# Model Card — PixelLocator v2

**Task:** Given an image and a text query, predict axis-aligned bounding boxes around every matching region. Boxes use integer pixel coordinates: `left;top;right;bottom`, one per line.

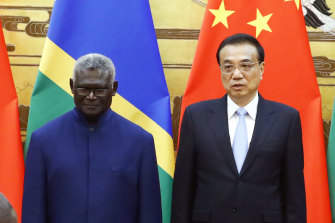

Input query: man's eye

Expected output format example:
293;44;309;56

241;64;251;68
224;65;233;70
79;89;89;93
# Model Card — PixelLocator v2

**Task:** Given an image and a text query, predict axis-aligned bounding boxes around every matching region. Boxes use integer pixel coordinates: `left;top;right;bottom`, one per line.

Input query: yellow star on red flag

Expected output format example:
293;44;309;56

284;0;300;9
209;0;235;28
247;9;273;38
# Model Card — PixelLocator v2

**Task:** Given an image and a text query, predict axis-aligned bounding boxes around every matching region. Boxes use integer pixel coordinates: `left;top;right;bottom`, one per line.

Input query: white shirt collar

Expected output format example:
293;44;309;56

227;93;259;120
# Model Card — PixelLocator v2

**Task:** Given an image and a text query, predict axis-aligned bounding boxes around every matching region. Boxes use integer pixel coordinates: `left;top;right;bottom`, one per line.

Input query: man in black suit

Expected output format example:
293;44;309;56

171;33;306;223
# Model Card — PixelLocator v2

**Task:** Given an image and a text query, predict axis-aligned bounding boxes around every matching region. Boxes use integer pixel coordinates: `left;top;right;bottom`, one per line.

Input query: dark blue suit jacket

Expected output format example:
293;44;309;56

22;108;162;223
171;94;306;223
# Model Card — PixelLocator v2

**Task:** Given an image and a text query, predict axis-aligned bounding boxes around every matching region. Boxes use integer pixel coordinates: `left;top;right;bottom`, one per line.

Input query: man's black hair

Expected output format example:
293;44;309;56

216;33;265;65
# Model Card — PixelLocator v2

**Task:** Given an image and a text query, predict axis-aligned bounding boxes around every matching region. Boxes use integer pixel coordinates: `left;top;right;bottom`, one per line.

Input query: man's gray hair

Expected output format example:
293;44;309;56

73;53;116;82
0;193;17;223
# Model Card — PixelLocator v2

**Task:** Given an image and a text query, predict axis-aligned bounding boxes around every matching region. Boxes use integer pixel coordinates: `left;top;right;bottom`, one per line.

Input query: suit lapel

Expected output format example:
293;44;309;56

207;95;239;175
240;95;275;176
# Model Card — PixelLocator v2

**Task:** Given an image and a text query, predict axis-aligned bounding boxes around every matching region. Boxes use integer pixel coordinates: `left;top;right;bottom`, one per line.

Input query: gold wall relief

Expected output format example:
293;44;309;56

314;56;335;77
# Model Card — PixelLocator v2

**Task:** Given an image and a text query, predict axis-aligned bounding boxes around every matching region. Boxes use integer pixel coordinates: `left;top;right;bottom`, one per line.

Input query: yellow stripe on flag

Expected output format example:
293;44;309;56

39;37;175;177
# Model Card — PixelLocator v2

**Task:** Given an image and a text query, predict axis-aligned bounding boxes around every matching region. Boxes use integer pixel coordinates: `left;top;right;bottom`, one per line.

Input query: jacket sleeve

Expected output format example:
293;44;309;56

22;132;47;223
171;107;196;223
138;134;162;223
282;111;306;223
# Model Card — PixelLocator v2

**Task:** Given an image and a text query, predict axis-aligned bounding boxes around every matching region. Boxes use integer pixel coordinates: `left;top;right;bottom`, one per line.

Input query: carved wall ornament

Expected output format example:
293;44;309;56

1;10;51;38
6;44;15;52
313;56;335;77
1;15;29;32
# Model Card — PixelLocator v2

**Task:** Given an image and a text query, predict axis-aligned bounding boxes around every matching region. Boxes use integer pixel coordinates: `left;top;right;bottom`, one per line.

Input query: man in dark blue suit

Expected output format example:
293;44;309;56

171;33;306;223
22;53;162;223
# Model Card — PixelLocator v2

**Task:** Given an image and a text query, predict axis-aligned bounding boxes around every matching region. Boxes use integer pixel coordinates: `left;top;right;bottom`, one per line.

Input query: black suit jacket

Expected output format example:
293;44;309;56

171;94;306;223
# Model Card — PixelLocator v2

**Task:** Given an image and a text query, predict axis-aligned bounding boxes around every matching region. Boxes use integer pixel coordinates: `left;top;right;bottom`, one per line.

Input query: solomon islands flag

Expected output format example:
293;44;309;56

24;1;175;222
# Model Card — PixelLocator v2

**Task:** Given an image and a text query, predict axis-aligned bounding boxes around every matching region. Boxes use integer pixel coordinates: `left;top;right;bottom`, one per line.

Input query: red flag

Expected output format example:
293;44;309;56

0;22;24;222
180;0;331;222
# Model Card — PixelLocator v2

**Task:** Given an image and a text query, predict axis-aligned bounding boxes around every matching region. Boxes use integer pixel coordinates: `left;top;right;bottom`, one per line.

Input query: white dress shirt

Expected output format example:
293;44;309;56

227;93;259;146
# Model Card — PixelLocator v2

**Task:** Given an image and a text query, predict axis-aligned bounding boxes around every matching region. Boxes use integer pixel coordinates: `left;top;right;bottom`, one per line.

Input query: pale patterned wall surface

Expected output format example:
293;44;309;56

1;0;52;107
1;0;335;124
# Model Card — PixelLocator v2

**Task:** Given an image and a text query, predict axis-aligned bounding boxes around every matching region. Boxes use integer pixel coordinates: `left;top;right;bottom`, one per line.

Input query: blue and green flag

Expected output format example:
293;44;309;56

25;1;175;222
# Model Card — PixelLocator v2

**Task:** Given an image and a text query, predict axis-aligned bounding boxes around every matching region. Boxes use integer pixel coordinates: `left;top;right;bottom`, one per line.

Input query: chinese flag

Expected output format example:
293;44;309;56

180;0;331;222
0;22;24;222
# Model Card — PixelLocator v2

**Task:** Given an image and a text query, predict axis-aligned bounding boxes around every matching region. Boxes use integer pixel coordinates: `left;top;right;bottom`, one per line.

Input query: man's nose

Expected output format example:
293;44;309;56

87;90;96;99
232;67;243;79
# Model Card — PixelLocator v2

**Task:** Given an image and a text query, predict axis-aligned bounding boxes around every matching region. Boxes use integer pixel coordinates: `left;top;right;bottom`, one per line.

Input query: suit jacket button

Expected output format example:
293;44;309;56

236;179;241;185
232;208;239;212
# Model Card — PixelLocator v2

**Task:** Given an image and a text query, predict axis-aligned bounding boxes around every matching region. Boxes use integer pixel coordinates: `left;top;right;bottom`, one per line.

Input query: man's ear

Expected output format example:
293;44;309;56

111;81;118;96
259;62;265;80
70;78;75;94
